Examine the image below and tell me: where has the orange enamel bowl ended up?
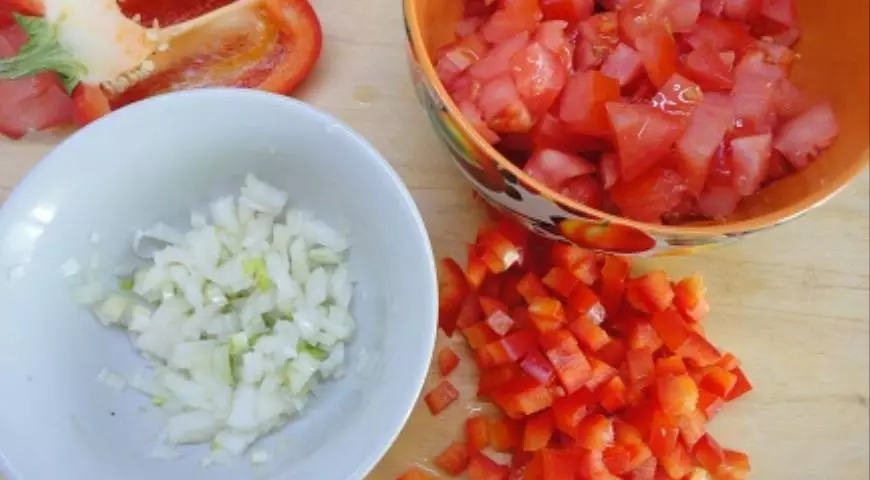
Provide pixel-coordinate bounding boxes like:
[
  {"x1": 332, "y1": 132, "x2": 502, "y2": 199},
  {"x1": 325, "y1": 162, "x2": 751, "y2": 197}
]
[{"x1": 403, "y1": 0, "x2": 869, "y2": 256}]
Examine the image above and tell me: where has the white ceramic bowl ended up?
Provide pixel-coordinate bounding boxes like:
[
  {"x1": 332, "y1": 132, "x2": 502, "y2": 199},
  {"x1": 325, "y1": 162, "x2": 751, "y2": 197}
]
[{"x1": 0, "y1": 89, "x2": 437, "y2": 480}]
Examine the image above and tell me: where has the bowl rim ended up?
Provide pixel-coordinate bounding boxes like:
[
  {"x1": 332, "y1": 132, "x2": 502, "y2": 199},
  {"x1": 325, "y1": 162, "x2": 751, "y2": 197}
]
[
  {"x1": 403, "y1": 0, "x2": 870, "y2": 238},
  {"x1": 0, "y1": 88, "x2": 439, "y2": 480}
]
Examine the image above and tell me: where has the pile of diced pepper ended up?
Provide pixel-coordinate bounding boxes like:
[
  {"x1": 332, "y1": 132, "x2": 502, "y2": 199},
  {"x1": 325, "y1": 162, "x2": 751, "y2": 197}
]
[{"x1": 400, "y1": 216, "x2": 752, "y2": 479}]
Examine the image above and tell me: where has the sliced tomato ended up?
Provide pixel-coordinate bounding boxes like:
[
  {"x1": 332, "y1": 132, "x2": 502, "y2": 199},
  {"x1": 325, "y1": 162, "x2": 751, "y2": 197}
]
[
  {"x1": 675, "y1": 93, "x2": 735, "y2": 196},
  {"x1": 601, "y1": 43, "x2": 643, "y2": 87},
  {"x1": 114, "y1": 0, "x2": 321, "y2": 107},
  {"x1": 606, "y1": 103, "x2": 684, "y2": 181},
  {"x1": 434, "y1": 441, "x2": 471, "y2": 476},
  {"x1": 481, "y1": 0, "x2": 543, "y2": 43},
  {"x1": 424, "y1": 380, "x2": 460, "y2": 415},
  {"x1": 635, "y1": 25, "x2": 678, "y2": 88},
  {"x1": 560, "y1": 71, "x2": 622, "y2": 136},
  {"x1": 730, "y1": 133, "x2": 772, "y2": 196},
  {"x1": 651, "y1": 73, "x2": 703, "y2": 118},
  {"x1": 772, "y1": 102, "x2": 839, "y2": 169},
  {"x1": 478, "y1": 75, "x2": 535, "y2": 133},
  {"x1": 470, "y1": 32, "x2": 530, "y2": 83},
  {"x1": 611, "y1": 167, "x2": 688, "y2": 223},
  {"x1": 510, "y1": 42, "x2": 568, "y2": 117},
  {"x1": 71, "y1": 84, "x2": 112, "y2": 127},
  {"x1": 437, "y1": 347, "x2": 462, "y2": 376},
  {"x1": 682, "y1": 43, "x2": 736, "y2": 91}
]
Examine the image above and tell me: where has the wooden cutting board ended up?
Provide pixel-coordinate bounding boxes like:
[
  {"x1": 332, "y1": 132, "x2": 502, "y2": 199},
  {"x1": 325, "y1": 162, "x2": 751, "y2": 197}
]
[{"x1": 1, "y1": 0, "x2": 867, "y2": 478}]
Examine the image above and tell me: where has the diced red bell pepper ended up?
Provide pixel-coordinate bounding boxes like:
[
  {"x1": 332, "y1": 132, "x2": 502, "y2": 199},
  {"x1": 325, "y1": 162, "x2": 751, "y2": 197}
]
[
  {"x1": 626, "y1": 272, "x2": 675, "y2": 313},
  {"x1": 657, "y1": 374, "x2": 700, "y2": 417},
  {"x1": 656, "y1": 356, "x2": 688, "y2": 377},
  {"x1": 489, "y1": 416, "x2": 523, "y2": 452},
  {"x1": 478, "y1": 230, "x2": 523, "y2": 273},
  {"x1": 658, "y1": 440, "x2": 694, "y2": 479},
  {"x1": 600, "y1": 375, "x2": 628, "y2": 412},
  {"x1": 542, "y1": 266, "x2": 580, "y2": 299},
  {"x1": 479, "y1": 364, "x2": 521, "y2": 398},
  {"x1": 603, "y1": 442, "x2": 653, "y2": 475},
  {"x1": 466, "y1": 250, "x2": 490, "y2": 290},
  {"x1": 650, "y1": 309, "x2": 693, "y2": 352},
  {"x1": 466, "y1": 414, "x2": 491, "y2": 451},
  {"x1": 629, "y1": 321, "x2": 665, "y2": 352},
  {"x1": 477, "y1": 329, "x2": 539, "y2": 368},
  {"x1": 625, "y1": 348, "x2": 655, "y2": 388},
  {"x1": 574, "y1": 413, "x2": 614, "y2": 450},
  {"x1": 425, "y1": 380, "x2": 460, "y2": 415},
  {"x1": 468, "y1": 451, "x2": 510, "y2": 480},
  {"x1": 520, "y1": 349, "x2": 558, "y2": 385},
  {"x1": 551, "y1": 388, "x2": 593, "y2": 436},
  {"x1": 678, "y1": 408, "x2": 707, "y2": 447},
  {"x1": 434, "y1": 441, "x2": 471, "y2": 476},
  {"x1": 487, "y1": 310, "x2": 517, "y2": 336},
  {"x1": 437, "y1": 347, "x2": 461, "y2": 376},
  {"x1": 517, "y1": 272, "x2": 550, "y2": 304},
  {"x1": 673, "y1": 274, "x2": 710, "y2": 322},
  {"x1": 539, "y1": 329, "x2": 593, "y2": 393},
  {"x1": 677, "y1": 332, "x2": 722, "y2": 367},
  {"x1": 648, "y1": 412, "x2": 680, "y2": 459},
  {"x1": 700, "y1": 366, "x2": 738, "y2": 398},
  {"x1": 598, "y1": 338, "x2": 627, "y2": 368},
  {"x1": 693, "y1": 433, "x2": 725, "y2": 474},
  {"x1": 523, "y1": 409, "x2": 556, "y2": 451},
  {"x1": 551, "y1": 243, "x2": 599, "y2": 285},
  {"x1": 456, "y1": 292, "x2": 484, "y2": 331},
  {"x1": 464, "y1": 322, "x2": 502, "y2": 350},
  {"x1": 491, "y1": 373, "x2": 556, "y2": 418},
  {"x1": 724, "y1": 367, "x2": 753, "y2": 401},
  {"x1": 569, "y1": 314, "x2": 611, "y2": 352},
  {"x1": 625, "y1": 455, "x2": 658, "y2": 480},
  {"x1": 716, "y1": 449, "x2": 751, "y2": 479},
  {"x1": 480, "y1": 296, "x2": 509, "y2": 318},
  {"x1": 528, "y1": 297, "x2": 567, "y2": 323},
  {"x1": 586, "y1": 357, "x2": 619, "y2": 391},
  {"x1": 438, "y1": 258, "x2": 471, "y2": 336},
  {"x1": 600, "y1": 256, "x2": 631, "y2": 315},
  {"x1": 697, "y1": 389, "x2": 725, "y2": 420},
  {"x1": 576, "y1": 449, "x2": 621, "y2": 480}
]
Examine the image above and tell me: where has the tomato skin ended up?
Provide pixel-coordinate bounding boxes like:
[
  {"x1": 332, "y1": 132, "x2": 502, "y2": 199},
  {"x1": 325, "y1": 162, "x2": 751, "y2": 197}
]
[{"x1": 559, "y1": 71, "x2": 621, "y2": 136}]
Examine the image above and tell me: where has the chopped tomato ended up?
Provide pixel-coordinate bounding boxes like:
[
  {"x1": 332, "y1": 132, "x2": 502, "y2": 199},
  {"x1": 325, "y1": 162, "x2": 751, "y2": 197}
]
[
  {"x1": 675, "y1": 93, "x2": 734, "y2": 196},
  {"x1": 434, "y1": 441, "x2": 471, "y2": 475},
  {"x1": 436, "y1": 33, "x2": 489, "y2": 86},
  {"x1": 113, "y1": 0, "x2": 323, "y2": 106},
  {"x1": 511, "y1": 42, "x2": 568, "y2": 117},
  {"x1": 560, "y1": 175, "x2": 604, "y2": 209},
  {"x1": 723, "y1": 0, "x2": 762, "y2": 23},
  {"x1": 478, "y1": 75, "x2": 535, "y2": 133},
  {"x1": 684, "y1": 16, "x2": 753, "y2": 52},
  {"x1": 601, "y1": 43, "x2": 643, "y2": 87},
  {"x1": 425, "y1": 380, "x2": 460, "y2": 415},
  {"x1": 731, "y1": 133, "x2": 772, "y2": 196},
  {"x1": 534, "y1": 21, "x2": 575, "y2": 70},
  {"x1": 772, "y1": 102, "x2": 839, "y2": 169},
  {"x1": 651, "y1": 73, "x2": 704, "y2": 118},
  {"x1": 606, "y1": 103, "x2": 685, "y2": 182},
  {"x1": 540, "y1": 0, "x2": 594, "y2": 23},
  {"x1": 600, "y1": 152, "x2": 621, "y2": 189},
  {"x1": 559, "y1": 71, "x2": 621, "y2": 136},
  {"x1": 480, "y1": 0, "x2": 543, "y2": 44},
  {"x1": 610, "y1": 167, "x2": 688, "y2": 223},
  {"x1": 471, "y1": 32, "x2": 530, "y2": 83},
  {"x1": 635, "y1": 25, "x2": 678, "y2": 87},
  {"x1": 682, "y1": 43, "x2": 736, "y2": 92},
  {"x1": 523, "y1": 149, "x2": 596, "y2": 190},
  {"x1": 575, "y1": 12, "x2": 621, "y2": 70},
  {"x1": 438, "y1": 347, "x2": 462, "y2": 376},
  {"x1": 730, "y1": 52, "x2": 784, "y2": 133}
]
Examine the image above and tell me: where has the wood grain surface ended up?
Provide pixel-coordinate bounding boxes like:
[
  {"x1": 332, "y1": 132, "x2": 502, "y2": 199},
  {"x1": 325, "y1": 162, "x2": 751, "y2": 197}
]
[{"x1": 1, "y1": 0, "x2": 868, "y2": 478}]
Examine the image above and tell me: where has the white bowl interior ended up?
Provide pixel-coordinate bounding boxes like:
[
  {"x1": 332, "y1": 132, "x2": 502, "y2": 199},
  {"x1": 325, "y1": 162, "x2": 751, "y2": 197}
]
[{"x1": 0, "y1": 90, "x2": 437, "y2": 480}]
